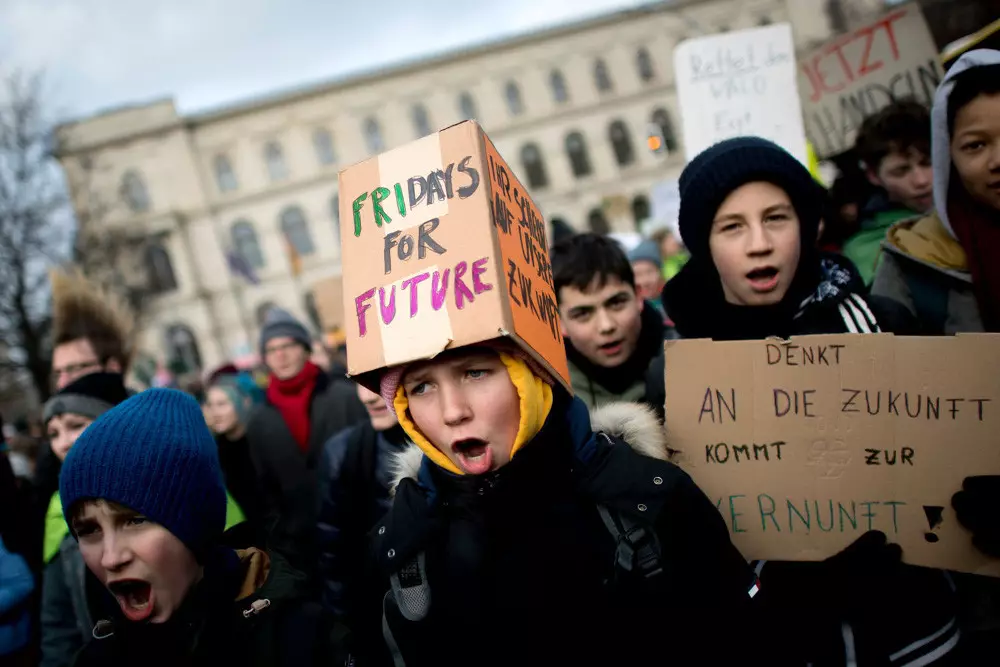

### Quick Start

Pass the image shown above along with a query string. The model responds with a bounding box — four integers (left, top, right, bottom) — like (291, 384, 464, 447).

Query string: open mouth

(451, 438, 493, 475)
(598, 339, 624, 356)
(746, 266, 780, 292)
(107, 579, 154, 622)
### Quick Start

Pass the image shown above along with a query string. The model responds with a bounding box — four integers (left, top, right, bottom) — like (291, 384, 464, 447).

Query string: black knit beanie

(678, 137, 825, 260)
(43, 372, 129, 424)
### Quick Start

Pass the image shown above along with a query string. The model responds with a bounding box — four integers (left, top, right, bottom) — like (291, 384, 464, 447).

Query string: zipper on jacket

(242, 598, 271, 618)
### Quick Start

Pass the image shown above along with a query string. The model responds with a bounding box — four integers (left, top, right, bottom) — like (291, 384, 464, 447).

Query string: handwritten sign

(799, 3, 943, 159)
(339, 121, 570, 390)
(673, 23, 808, 165)
(664, 334, 1000, 576)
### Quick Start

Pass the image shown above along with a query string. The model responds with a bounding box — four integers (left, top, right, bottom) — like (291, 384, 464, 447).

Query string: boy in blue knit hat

(59, 388, 324, 666)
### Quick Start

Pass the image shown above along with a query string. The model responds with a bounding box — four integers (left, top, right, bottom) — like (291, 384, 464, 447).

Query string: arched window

(632, 195, 651, 227)
(505, 81, 524, 116)
(213, 155, 238, 192)
(458, 92, 477, 120)
(565, 132, 592, 178)
(330, 194, 341, 250)
(550, 70, 569, 104)
(313, 128, 336, 165)
(280, 206, 316, 256)
(588, 208, 610, 235)
(608, 120, 635, 166)
(304, 292, 322, 333)
(145, 243, 177, 293)
(651, 108, 679, 153)
(412, 104, 432, 137)
(165, 324, 202, 373)
(120, 170, 150, 213)
(256, 302, 277, 327)
(364, 117, 384, 153)
(594, 59, 613, 93)
(636, 47, 655, 82)
(231, 220, 264, 269)
(264, 141, 288, 181)
(521, 143, 548, 189)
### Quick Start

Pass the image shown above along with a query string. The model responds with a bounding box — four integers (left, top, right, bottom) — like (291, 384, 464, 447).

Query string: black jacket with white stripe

(646, 253, 963, 665)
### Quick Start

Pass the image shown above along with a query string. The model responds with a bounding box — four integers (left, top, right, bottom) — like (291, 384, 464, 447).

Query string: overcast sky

(0, 0, 650, 122)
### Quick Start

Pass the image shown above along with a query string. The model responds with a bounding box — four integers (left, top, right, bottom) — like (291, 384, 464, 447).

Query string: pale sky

(0, 0, 651, 122)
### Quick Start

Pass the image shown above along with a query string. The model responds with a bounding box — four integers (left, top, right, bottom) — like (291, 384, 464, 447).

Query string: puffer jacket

(0, 536, 34, 657)
(373, 395, 771, 667)
(72, 548, 325, 667)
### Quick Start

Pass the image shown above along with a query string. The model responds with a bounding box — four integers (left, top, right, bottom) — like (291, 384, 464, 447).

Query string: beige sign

(311, 275, 344, 331)
(663, 333, 1000, 576)
(339, 120, 570, 390)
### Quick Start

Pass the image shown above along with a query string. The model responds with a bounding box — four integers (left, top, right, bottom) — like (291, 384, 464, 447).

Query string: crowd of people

(0, 48, 998, 666)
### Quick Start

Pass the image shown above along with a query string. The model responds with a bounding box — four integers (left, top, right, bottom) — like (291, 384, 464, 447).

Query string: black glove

(952, 476, 1000, 558)
(823, 531, 903, 618)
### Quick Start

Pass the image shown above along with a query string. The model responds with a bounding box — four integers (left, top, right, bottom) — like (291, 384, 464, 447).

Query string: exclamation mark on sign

(923, 506, 944, 543)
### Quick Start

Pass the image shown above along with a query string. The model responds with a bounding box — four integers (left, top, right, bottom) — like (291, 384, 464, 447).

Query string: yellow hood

(885, 212, 968, 273)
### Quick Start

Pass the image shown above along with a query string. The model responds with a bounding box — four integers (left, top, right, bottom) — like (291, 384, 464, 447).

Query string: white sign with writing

(673, 24, 808, 166)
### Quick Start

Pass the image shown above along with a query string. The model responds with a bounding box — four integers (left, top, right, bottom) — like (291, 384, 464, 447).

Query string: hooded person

(57, 388, 328, 667)
(872, 49, 1000, 334)
(246, 307, 366, 577)
(366, 338, 770, 667)
(645, 136, 962, 665)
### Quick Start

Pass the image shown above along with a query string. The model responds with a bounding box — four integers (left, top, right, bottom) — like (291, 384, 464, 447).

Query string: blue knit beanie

(678, 137, 824, 260)
(59, 388, 227, 560)
(628, 239, 662, 268)
(259, 307, 311, 357)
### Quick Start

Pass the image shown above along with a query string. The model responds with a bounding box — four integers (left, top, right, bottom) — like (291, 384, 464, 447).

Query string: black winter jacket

(247, 372, 366, 577)
(373, 396, 771, 667)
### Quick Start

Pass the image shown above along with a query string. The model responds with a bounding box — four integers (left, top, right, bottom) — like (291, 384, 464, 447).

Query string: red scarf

(948, 189, 1000, 332)
(266, 361, 321, 454)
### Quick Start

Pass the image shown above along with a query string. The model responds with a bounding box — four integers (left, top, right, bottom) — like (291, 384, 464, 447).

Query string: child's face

(72, 500, 202, 624)
(867, 147, 934, 213)
(205, 387, 239, 435)
(951, 92, 1000, 213)
(709, 181, 802, 307)
(46, 413, 94, 462)
(631, 260, 665, 303)
(402, 351, 520, 475)
(558, 276, 644, 368)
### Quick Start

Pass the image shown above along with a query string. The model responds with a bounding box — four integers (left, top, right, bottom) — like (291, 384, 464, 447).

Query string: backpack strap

(597, 505, 663, 580)
(388, 552, 431, 622)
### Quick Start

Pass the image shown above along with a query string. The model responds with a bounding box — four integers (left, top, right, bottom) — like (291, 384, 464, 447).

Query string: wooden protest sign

(339, 121, 570, 390)
(799, 3, 944, 159)
(673, 23, 807, 165)
(311, 275, 344, 331)
(663, 334, 1000, 576)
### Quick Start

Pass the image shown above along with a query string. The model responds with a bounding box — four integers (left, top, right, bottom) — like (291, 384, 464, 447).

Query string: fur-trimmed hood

(388, 401, 666, 493)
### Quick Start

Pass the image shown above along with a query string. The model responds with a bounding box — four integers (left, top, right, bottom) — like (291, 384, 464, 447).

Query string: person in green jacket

(843, 100, 934, 285)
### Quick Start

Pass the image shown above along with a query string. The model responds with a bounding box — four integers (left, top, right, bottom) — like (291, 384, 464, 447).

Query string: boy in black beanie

(648, 137, 960, 665)
(58, 389, 325, 666)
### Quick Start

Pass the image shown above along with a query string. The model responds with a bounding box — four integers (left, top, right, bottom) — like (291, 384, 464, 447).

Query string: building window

(411, 104, 432, 137)
(313, 128, 336, 165)
(632, 195, 651, 227)
(264, 141, 288, 181)
(231, 220, 264, 269)
(566, 132, 592, 178)
(550, 70, 569, 104)
(165, 324, 202, 373)
(213, 155, 238, 192)
(505, 81, 524, 116)
(280, 206, 316, 256)
(256, 302, 277, 327)
(364, 117, 384, 153)
(588, 208, 610, 235)
(719, 23, 730, 32)
(304, 292, 322, 333)
(759, 15, 773, 26)
(330, 194, 341, 249)
(146, 243, 177, 294)
(651, 108, 679, 153)
(120, 170, 150, 213)
(636, 47, 655, 82)
(594, 59, 613, 93)
(609, 120, 635, 167)
(521, 143, 548, 189)
(458, 92, 477, 120)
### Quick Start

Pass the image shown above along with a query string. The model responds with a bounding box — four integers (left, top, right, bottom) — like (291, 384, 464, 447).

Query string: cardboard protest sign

(339, 121, 570, 390)
(663, 334, 1000, 576)
(674, 24, 807, 165)
(799, 3, 943, 159)
(311, 275, 344, 331)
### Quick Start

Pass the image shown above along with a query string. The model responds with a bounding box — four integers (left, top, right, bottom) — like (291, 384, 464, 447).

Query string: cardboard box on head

(662, 333, 1000, 577)
(339, 120, 571, 392)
